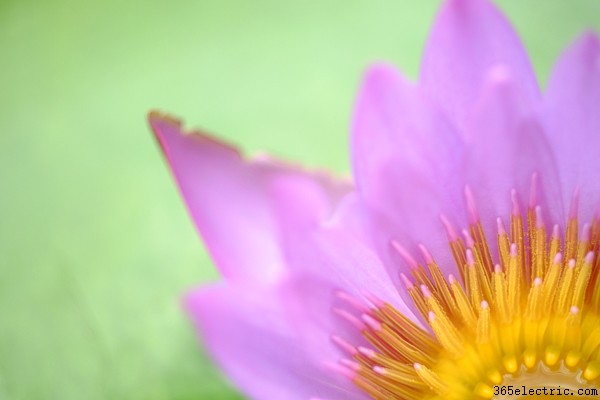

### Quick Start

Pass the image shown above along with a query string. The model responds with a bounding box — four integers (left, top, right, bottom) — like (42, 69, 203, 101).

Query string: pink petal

(420, 0, 539, 131)
(350, 64, 465, 277)
(149, 112, 350, 284)
(464, 66, 563, 234)
(298, 225, 418, 321)
(270, 168, 426, 326)
(184, 283, 366, 400)
(543, 32, 600, 223)
(270, 176, 411, 311)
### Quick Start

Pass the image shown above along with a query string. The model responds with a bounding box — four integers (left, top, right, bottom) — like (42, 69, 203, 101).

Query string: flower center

(331, 185, 600, 400)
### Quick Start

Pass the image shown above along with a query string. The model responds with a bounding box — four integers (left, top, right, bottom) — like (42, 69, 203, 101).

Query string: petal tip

(147, 110, 188, 144)
(147, 109, 181, 128)
(439, 0, 495, 20)
(579, 30, 600, 49)
(181, 286, 203, 316)
(360, 62, 404, 91)
(568, 30, 600, 66)
(363, 62, 398, 77)
(181, 284, 224, 321)
(147, 109, 241, 160)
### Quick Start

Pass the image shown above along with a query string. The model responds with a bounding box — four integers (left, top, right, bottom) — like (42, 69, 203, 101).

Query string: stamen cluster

(332, 185, 600, 400)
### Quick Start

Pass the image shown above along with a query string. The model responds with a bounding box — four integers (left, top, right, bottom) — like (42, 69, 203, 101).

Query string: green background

(1, 0, 598, 398)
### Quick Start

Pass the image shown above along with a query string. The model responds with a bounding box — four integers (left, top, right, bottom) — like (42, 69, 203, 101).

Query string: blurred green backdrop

(1, 0, 599, 399)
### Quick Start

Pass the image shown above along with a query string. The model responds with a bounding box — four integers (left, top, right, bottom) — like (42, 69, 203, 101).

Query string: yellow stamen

(347, 192, 600, 400)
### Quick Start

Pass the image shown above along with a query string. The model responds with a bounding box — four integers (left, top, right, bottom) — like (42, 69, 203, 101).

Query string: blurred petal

(185, 283, 366, 400)
(543, 32, 600, 222)
(421, 0, 539, 130)
(149, 112, 350, 284)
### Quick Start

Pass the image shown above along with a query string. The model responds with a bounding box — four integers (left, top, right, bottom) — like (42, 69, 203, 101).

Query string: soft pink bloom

(150, 0, 600, 399)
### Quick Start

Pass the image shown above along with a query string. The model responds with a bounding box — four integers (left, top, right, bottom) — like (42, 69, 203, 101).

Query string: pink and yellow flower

(150, 0, 600, 398)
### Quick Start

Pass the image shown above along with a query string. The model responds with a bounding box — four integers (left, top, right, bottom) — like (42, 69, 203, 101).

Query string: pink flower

(149, 0, 600, 399)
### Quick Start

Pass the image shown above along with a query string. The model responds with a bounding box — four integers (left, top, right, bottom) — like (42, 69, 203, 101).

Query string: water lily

(149, 0, 600, 398)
